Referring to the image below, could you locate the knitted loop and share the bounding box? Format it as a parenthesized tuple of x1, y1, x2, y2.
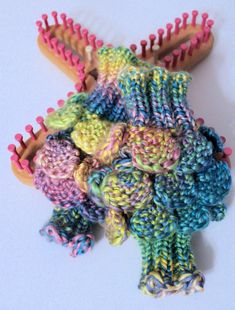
(128, 126, 180, 173)
(207, 203, 227, 222)
(71, 113, 112, 154)
(34, 168, 86, 208)
(94, 123, 126, 165)
(74, 157, 100, 193)
(68, 233, 95, 257)
(101, 161, 153, 212)
(154, 172, 197, 209)
(35, 139, 80, 179)
(176, 271, 205, 294)
(88, 166, 112, 207)
(177, 130, 213, 174)
(105, 209, 130, 246)
(176, 205, 210, 234)
(196, 159, 231, 205)
(130, 205, 177, 240)
(199, 125, 224, 153)
(46, 128, 74, 144)
(45, 93, 88, 130)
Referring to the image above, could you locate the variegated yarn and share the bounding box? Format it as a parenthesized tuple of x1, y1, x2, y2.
(31, 47, 232, 299)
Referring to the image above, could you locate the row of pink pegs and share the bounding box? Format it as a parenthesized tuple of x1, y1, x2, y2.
(130, 11, 214, 59)
(36, 12, 104, 51)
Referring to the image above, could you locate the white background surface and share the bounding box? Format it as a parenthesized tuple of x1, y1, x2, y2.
(0, 1, 235, 309)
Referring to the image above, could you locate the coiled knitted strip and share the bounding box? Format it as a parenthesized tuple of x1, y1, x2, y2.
(176, 205, 210, 234)
(206, 203, 227, 221)
(127, 126, 180, 173)
(46, 128, 74, 144)
(45, 93, 88, 130)
(71, 112, 112, 155)
(118, 66, 151, 126)
(196, 159, 231, 205)
(105, 209, 129, 245)
(94, 123, 126, 165)
(34, 168, 86, 208)
(172, 233, 205, 295)
(83, 47, 147, 122)
(154, 171, 197, 209)
(148, 67, 174, 128)
(199, 125, 224, 153)
(177, 130, 213, 174)
(170, 72, 195, 131)
(100, 160, 154, 212)
(40, 207, 95, 256)
(74, 157, 100, 193)
(35, 138, 80, 179)
(87, 166, 112, 207)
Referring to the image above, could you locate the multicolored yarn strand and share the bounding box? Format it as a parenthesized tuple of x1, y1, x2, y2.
(40, 207, 95, 257)
(29, 47, 232, 298)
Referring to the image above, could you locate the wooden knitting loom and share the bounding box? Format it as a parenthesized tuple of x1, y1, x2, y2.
(8, 10, 231, 186)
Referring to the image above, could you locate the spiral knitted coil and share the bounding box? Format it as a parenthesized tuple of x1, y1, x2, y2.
(127, 126, 181, 173)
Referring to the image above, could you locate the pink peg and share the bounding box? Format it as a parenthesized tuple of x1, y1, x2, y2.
(196, 32, 203, 48)
(180, 43, 187, 61)
(106, 43, 113, 48)
(36, 21, 42, 32)
(130, 44, 137, 54)
(164, 55, 171, 69)
(15, 133, 26, 149)
(166, 23, 173, 41)
(75, 83, 83, 93)
(89, 34, 97, 50)
(60, 13, 67, 30)
(51, 37, 59, 54)
(224, 147, 232, 156)
(67, 18, 75, 35)
(74, 23, 82, 40)
(82, 29, 89, 46)
(11, 154, 23, 170)
(67, 91, 74, 97)
(174, 18, 181, 35)
(45, 31, 53, 49)
(157, 28, 164, 46)
(72, 55, 80, 66)
(201, 13, 208, 29)
(39, 28, 47, 44)
(51, 11, 59, 26)
(207, 19, 214, 29)
(36, 116, 47, 132)
(182, 12, 189, 29)
(96, 40, 104, 48)
(172, 49, 180, 67)
(140, 40, 147, 58)
(220, 136, 226, 143)
(188, 38, 197, 56)
(149, 34, 156, 51)
(196, 117, 205, 125)
(57, 100, 65, 107)
(77, 63, 85, 74)
(191, 10, 198, 27)
(203, 27, 211, 42)
(8, 144, 19, 156)
(58, 43, 66, 61)
(47, 107, 55, 114)
(42, 14, 49, 30)
(21, 159, 33, 175)
(25, 125, 36, 141)
(65, 50, 73, 66)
